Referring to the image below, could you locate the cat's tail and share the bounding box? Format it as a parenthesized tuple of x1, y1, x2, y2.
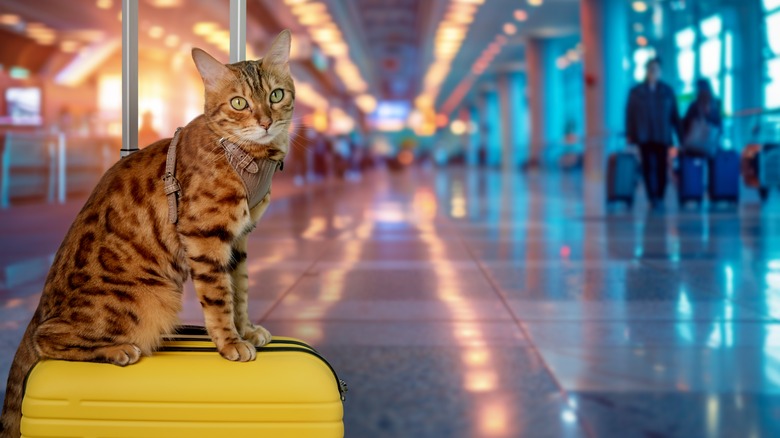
(1, 315, 40, 438)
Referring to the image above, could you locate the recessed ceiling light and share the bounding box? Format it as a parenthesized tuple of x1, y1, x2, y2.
(193, 22, 218, 36)
(148, 0, 182, 7)
(0, 14, 21, 25)
(148, 26, 164, 39)
(528, 0, 543, 6)
(164, 34, 179, 48)
(514, 10, 528, 21)
(632, 1, 648, 12)
(503, 23, 516, 35)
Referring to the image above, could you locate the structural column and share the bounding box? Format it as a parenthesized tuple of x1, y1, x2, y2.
(483, 83, 502, 168)
(527, 38, 566, 168)
(467, 104, 480, 166)
(497, 71, 528, 170)
(580, 0, 630, 180)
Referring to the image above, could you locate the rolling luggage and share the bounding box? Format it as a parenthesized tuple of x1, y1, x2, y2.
(708, 149, 740, 202)
(677, 153, 705, 205)
(20, 326, 347, 437)
(606, 151, 638, 205)
(759, 143, 780, 201)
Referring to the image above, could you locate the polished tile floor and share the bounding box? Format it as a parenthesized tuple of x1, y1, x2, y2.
(2, 167, 780, 437)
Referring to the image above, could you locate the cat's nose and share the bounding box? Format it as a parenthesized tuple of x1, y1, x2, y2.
(258, 118, 272, 130)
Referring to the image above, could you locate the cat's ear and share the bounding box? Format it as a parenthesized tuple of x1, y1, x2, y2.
(262, 29, 291, 69)
(192, 48, 231, 88)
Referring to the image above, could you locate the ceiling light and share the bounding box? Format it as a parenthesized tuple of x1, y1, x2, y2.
(503, 23, 516, 35)
(450, 119, 466, 135)
(528, 0, 543, 6)
(0, 14, 21, 25)
(206, 30, 230, 44)
(60, 40, 79, 53)
(632, 1, 648, 12)
(514, 10, 528, 21)
(33, 34, 56, 45)
(291, 2, 326, 15)
(148, 0, 182, 7)
(148, 26, 164, 39)
(311, 27, 340, 43)
(164, 34, 179, 48)
(321, 41, 348, 57)
(355, 94, 377, 113)
(193, 22, 218, 36)
(96, 0, 112, 9)
(449, 3, 477, 14)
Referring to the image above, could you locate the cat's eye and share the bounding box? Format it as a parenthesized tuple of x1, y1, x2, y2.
(270, 89, 284, 103)
(230, 97, 248, 110)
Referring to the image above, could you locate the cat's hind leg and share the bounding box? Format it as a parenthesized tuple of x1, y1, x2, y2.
(32, 318, 142, 366)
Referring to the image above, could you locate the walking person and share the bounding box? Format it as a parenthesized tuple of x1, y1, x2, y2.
(681, 79, 722, 156)
(625, 58, 683, 209)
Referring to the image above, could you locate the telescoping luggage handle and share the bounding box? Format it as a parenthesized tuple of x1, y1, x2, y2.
(120, 0, 247, 158)
(163, 326, 348, 401)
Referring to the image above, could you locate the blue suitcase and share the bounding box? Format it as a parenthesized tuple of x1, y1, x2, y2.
(678, 153, 705, 205)
(709, 149, 740, 202)
(606, 152, 638, 205)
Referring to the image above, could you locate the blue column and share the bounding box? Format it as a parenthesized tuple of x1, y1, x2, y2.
(468, 104, 480, 166)
(581, 0, 630, 179)
(484, 85, 502, 167)
(500, 71, 529, 168)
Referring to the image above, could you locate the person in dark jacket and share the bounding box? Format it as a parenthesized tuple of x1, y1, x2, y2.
(625, 58, 683, 208)
(682, 79, 722, 146)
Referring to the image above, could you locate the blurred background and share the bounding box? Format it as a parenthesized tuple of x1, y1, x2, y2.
(1, 0, 780, 437)
(0, 0, 778, 185)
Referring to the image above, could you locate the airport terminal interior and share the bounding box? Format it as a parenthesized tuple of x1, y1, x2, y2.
(1, 0, 780, 436)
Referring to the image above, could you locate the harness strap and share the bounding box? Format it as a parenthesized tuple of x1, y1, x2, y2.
(164, 128, 183, 224)
(163, 130, 283, 224)
(220, 138, 283, 209)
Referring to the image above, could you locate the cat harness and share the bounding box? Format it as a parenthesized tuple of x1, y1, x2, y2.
(164, 128, 283, 224)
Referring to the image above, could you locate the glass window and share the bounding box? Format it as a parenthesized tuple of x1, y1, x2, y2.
(767, 11, 780, 55)
(633, 47, 656, 82)
(765, 6, 780, 108)
(676, 27, 695, 95)
(700, 39, 721, 78)
(764, 0, 780, 11)
(767, 58, 780, 109)
(700, 15, 722, 38)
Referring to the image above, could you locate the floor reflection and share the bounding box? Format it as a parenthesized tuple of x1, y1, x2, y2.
(1, 167, 779, 437)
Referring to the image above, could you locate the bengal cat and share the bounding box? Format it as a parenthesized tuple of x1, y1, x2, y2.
(0, 30, 294, 437)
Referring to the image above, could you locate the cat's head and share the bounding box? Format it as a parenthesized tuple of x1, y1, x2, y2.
(192, 30, 294, 151)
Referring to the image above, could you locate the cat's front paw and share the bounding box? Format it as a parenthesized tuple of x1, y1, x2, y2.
(242, 324, 272, 347)
(218, 339, 257, 362)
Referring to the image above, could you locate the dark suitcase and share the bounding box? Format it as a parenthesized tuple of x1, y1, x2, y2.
(709, 149, 740, 202)
(678, 153, 705, 204)
(606, 151, 638, 205)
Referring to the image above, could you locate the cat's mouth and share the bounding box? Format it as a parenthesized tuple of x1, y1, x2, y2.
(241, 128, 278, 144)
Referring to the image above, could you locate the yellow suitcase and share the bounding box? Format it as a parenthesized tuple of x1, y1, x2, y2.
(20, 326, 346, 437)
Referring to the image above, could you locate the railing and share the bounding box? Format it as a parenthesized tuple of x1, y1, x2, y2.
(0, 132, 115, 209)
